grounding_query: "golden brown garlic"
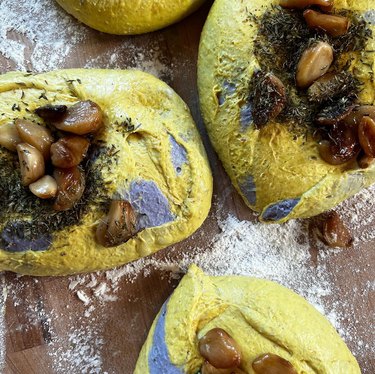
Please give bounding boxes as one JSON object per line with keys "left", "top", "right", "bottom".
{"left": 53, "top": 167, "right": 86, "bottom": 211}
{"left": 0, "top": 123, "right": 21, "bottom": 151}
{"left": 303, "top": 10, "right": 350, "bottom": 37}
{"left": 252, "top": 353, "right": 297, "bottom": 374}
{"left": 29, "top": 175, "right": 58, "bottom": 199}
{"left": 296, "top": 41, "right": 334, "bottom": 89}
{"left": 51, "top": 100, "right": 104, "bottom": 135}
{"left": 280, "top": 0, "right": 333, "bottom": 10}
{"left": 198, "top": 328, "right": 242, "bottom": 370}
{"left": 322, "top": 211, "right": 353, "bottom": 248}
{"left": 96, "top": 200, "right": 138, "bottom": 247}
{"left": 51, "top": 135, "right": 90, "bottom": 168}
{"left": 16, "top": 143, "right": 45, "bottom": 186}
{"left": 358, "top": 116, "right": 375, "bottom": 158}
{"left": 15, "top": 119, "right": 54, "bottom": 159}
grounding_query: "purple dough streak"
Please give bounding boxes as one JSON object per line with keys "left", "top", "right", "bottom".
{"left": 169, "top": 135, "right": 187, "bottom": 175}
{"left": 1, "top": 221, "right": 52, "bottom": 252}
{"left": 126, "top": 180, "right": 174, "bottom": 230}
{"left": 148, "top": 302, "right": 184, "bottom": 374}
{"left": 261, "top": 198, "right": 300, "bottom": 221}
{"left": 239, "top": 175, "right": 256, "bottom": 206}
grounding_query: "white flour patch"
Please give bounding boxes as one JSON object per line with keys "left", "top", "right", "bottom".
{"left": 48, "top": 321, "right": 107, "bottom": 374}
{"left": 84, "top": 42, "right": 173, "bottom": 80}
{"left": 0, "top": 0, "right": 88, "bottom": 71}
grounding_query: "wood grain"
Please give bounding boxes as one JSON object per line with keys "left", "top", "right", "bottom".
{"left": 1, "top": 1, "right": 375, "bottom": 373}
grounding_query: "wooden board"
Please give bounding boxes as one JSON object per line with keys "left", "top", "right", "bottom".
{"left": 1, "top": 1, "right": 374, "bottom": 373}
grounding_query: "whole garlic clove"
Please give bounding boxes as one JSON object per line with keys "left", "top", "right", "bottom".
{"left": 0, "top": 123, "right": 22, "bottom": 151}
{"left": 29, "top": 175, "right": 58, "bottom": 199}
{"left": 51, "top": 135, "right": 90, "bottom": 168}
{"left": 96, "top": 200, "right": 138, "bottom": 247}
{"left": 322, "top": 211, "right": 353, "bottom": 248}
{"left": 279, "top": 0, "right": 333, "bottom": 9}
{"left": 15, "top": 119, "right": 54, "bottom": 159}
{"left": 296, "top": 41, "right": 334, "bottom": 89}
{"left": 344, "top": 105, "right": 375, "bottom": 127}
{"left": 16, "top": 143, "right": 45, "bottom": 186}
{"left": 198, "top": 328, "right": 241, "bottom": 369}
{"left": 358, "top": 116, "right": 375, "bottom": 158}
{"left": 252, "top": 71, "right": 287, "bottom": 127}
{"left": 52, "top": 100, "right": 104, "bottom": 135}
{"left": 252, "top": 353, "right": 297, "bottom": 374}
{"left": 53, "top": 167, "right": 86, "bottom": 211}
{"left": 304, "top": 10, "right": 350, "bottom": 37}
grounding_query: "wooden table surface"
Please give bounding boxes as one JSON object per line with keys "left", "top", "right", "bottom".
{"left": 1, "top": 1, "right": 374, "bottom": 373}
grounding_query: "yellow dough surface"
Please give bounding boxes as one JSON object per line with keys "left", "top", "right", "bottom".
{"left": 198, "top": 0, "right": 375, "bottom": 223}
{"left": 135, "top": 265, "right": 360, "bottom": 373}
{"left": 56, "top": 0, "right": 206, "bottom": 35}
{"left": 0, "top": 69, "right": 212, "bottom": 276}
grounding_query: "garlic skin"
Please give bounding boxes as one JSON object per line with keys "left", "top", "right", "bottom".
{"left": 16, "top": 143, "right": 45, "bottom": 186}
{"left": 15, "top": 119, "right": 54, "bottom": 159}
{"left": 0, "top": 123, "right": 22, "bottom": 151}
{"left": 29, "top": 175, "right": 58, "bottom": 199}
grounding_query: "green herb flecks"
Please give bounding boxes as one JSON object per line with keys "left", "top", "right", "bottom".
{"left": 250, "top": 6, "right": 370, "bottom": 130}
{"left": 0, "top": 142, "right": 112, "bottom": 243}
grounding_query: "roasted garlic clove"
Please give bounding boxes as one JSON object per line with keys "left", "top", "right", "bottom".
{"left": 296, "top": 41, "right": 334, "bottom": 89}
{"left": 308, "top": 72, "right": 358, "bottom": 104}
{"left": 344, "top": 105, "right": 375, "bottom": 127}
{"left": 318, "top": 123, "right": 360, "bottom": 165}
{"left": 198, "top": 328, "right": 241, "bottom": 369}
{"left": 252, "top": 71, "right": 287, "bottom": 127}
{"left": 315, "top": 99, "right": 355, "bottom": 126}
{"left": 53, "top": 167, "right": 86, "bottom": 211}
{"left": 16, "top": 143, "right": 45, "bottom": 186}
{"left": 322, "top": 211, "right": 353, "bottom": 248}
{"left": 96, "top": 200, "right": 138, "bottom": 247}
{"left": 0, "top": 123, "right": 22, "bottom": 151}
{"left": 35, "top": 104, "right": 67, "bottom": 122}
{"left": 252, "top": 353, "right": 297, "bottom": 374}
{"left": 29, "top": 175, "right": 58, "bottom": 199}
{"left": 280, "top": 0, "right": 333, "bottom": 10}
{"left": 15, "top": 119, "right": 54, "bottom": 159}
{"left": 303, "top": 10, "right": 350, "bottom": 37}
{"left": 51, "top": 100, "right": 104, "bottom": 135}
{"left": 358, "top": 116, "right": 375, "bottom": 158}
{"left": 50, "top": 135, "right": 90, "bottom": 168}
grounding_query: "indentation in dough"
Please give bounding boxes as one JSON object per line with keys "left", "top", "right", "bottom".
{"left": 148, "top": 302, "right": 183, "bottom": 374}
{"left": 261, "top": 198, "right": 300, "bottom": 221}
{"left": 1, "top": 221, "right": 52, "bottom": 252}
{"left": 239, "top": 175, "right": 257, "bottom": 205}
{"left": 169, "top": 135, "right": 187, "bottom": 175}
{"left": 217, "top": 81, "right": 237, "bottom": 105}
{"left": 126, "top": 180, "right": 175, "bottom": 230}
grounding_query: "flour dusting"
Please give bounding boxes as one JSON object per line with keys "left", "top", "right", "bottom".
{"left": 0, "top": 0, "right": 88, "bottom": 71}
{"left": 0, "top": 275, "right": 6, "bottom": 373}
